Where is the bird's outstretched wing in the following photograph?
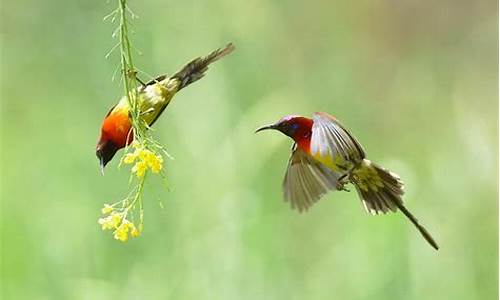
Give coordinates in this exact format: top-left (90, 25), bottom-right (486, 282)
top-left (310, 112), bottom-right (365, 165)
top-left (283, 146), bottom-right (342, 212)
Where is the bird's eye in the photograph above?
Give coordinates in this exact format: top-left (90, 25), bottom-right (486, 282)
top-left (289, 123), bottom-right (300, 132)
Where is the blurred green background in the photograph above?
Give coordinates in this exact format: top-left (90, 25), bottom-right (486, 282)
top-left (1, 0), bottom-right (498, 299)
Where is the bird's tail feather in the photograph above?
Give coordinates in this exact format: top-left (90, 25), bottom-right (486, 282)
top-left (172, 43), bottom-right (235, 90)
top-left (350, 159), bottom-right (439, 250)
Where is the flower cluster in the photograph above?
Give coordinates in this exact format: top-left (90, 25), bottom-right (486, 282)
top-left (98, 204), bottom-right (140, 242)
top-left (98, 141), bottom-right (168, 242)
top-left (122, 142), bottom-right (163, 177)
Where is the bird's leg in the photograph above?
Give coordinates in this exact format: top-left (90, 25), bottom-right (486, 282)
top-left (336, 173), bottom-right (350, 192)
top-left (336, 182), bottom-right (350, 192)
top-left (126, 69), bottom-right (147, 87)
top-left (134, 75), bottom-right (147, 87)
top-left (135, 76), bottom-right (146, 87)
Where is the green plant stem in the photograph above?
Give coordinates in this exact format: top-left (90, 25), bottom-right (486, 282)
top-left (118, 0), bottom-right (139, 129)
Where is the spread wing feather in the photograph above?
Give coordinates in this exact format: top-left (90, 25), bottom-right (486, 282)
top-left (310, 112), bottom-right (365, 163)
top-left (283, 147), bottom-right (342, 212)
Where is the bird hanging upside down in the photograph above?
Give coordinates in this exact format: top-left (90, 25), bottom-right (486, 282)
top-left (256, 112), bottom-right (439, 250)
top-left (96, 43), bottom-right (235, 171)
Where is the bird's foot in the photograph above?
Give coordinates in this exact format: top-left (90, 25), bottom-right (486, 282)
top-left (336, 172), bottom-right (351, 192)
top-left (127, 69), bottom-right (147, 87)
top-left (336, 182), bottom-right (350, 192)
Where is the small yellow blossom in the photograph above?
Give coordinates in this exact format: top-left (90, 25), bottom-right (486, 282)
top-left (123, 143), bottom-right (164, 178)
top-left (110, 212), bottom-right (122, 227)
top-left (99, 218), bottom-right (112, 229)
top-left (98, 211), bottom-right (123, 230)
top-left (137, 148), bottom-right (151, 161)
top-left (130, 225), bottom-right (140, 237)
top-left (98, 216), bottom-right (114, 230)
top-left (113, 220), bottom-right (139, 242)
top-left (101, 204), bottom-right (114, 214)
top-left (132, 161), bottom-right (148, 178)
top-left (150, 163), bottom-right (161, 173)
top-left (123, 152), bottom-right (137, 164)
top-left (113, 224), bottom-right (130, 242)
top-left (148, 154), bottom-right (163, 173)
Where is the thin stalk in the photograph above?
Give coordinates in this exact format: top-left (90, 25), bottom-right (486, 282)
top-left (118, 0), bottom-right (139, 128)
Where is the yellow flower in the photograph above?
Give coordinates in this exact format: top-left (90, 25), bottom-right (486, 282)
top-left (132, 161), bottom-right (148, 178)
top-left (98, 216), bottom-right (114, 230)
top-left (147, 153), bottom-right (163, 173)
top-left (110, 212), bottom-right (122, 227)
top-left (137, 148), bottom-right (150, 160)
top-left (123, 152), bottom-right (137, 164)
top-left (101, 204), bottom-right (113, 214)
top-left (98, 212), bottom-right (121, 231)
top-left (123, 143), bottom-right (164, 177)
top-left (113, 226), bottom-right (129, 242)
top-left (150, 163), bottom-right (161, 173)
top-left (113, 220), bottom-right (137, 242)
top-left (130, 224), bottom-right (140, 237)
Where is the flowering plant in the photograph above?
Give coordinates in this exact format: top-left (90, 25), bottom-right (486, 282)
top-left (98, 0), bottom-right (168, 242)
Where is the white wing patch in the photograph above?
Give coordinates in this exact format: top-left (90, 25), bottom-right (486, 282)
top-left (283, 147), bottom-right (343, 212)
top-left (310, 112), bottom-right (365, 167)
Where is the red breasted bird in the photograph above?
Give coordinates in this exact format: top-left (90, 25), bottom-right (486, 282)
top-left (256, 112), bottom-right (438, 250)
top-left (96, 43), bottom-right (235, 171)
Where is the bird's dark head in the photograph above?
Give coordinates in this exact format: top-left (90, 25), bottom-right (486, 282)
top-left (96, 135), bottom-right (120, 174)
top-left (255, 115), bottom-right (313, 141)
top-left (96, 109), bottom-right (132, 174)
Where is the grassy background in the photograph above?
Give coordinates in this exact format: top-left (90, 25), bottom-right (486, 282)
top-left (1, 0), bottom-right (498, 299)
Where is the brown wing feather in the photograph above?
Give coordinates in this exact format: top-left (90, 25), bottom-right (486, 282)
top-left (283, 146), bottom-right (343, 212)
top-left (310, 112), bottom-right (365, 163)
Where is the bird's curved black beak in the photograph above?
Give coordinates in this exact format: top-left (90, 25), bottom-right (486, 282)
top-left (255, 123), bottom-right (277, 133)
top-left (96, 140), bottom-right (119, 175)
top-left (99, 156), bottom-right (105, 175)
top-left (96, 149), bottom-right (106, 175)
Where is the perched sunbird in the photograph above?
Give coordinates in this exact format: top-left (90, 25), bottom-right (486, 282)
top-left (96, 43), bottom-right (235, 170)
top-left (256, 112), bottom-right (439, 250)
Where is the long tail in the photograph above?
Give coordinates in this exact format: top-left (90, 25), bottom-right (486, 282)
top-left (350, 159), bottom-right (439, 250)
top-left (172, 43), bottom-right (235, 90)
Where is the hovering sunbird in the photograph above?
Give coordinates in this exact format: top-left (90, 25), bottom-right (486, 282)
top-left (256, 112), bottom-right (438, 250)
top-left (96, 43), bottom-right (235, 170)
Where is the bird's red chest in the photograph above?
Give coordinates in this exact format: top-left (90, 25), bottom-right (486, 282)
top-left (101, 112), bottom-right (132, 148)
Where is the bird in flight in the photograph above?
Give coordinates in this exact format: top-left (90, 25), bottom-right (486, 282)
top-left (96, 43), bottom-right (235, 171)
top-left (256, 112), bottom-right (439, 250)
